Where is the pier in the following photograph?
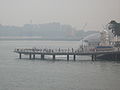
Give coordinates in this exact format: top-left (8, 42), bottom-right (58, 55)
top-left (14, 48), bottom-right (120, 61)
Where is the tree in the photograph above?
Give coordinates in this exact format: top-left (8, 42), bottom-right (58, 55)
top-left (108, 20), bottom-right (120, 36)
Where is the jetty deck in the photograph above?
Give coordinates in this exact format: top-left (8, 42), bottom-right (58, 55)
top-left (14, 48), bottom-right (120, 61)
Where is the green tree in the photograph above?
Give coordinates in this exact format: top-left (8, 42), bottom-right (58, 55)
top-left (108, 20), bottom-right (120, 36)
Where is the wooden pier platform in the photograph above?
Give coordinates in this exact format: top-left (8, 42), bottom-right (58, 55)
top-left (14, 48), bottom-right (120, 61)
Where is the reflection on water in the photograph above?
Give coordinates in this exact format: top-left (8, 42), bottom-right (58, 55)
top-left (0, 40), bottom-right (120, 90)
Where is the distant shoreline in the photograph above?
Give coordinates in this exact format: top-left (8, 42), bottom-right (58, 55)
top-left (0, 36), bottom-right (81, 41)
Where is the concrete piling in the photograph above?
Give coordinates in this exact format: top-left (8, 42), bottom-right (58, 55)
top-left (29, 54), bottom-right (32, 59)
top-left (33, 54), bottom-right (35, 59)
top-left (73, 55), bottom-right (76, 61)
top-left (19, 53), bottom-right (21, 59)
top-left (53, 55), bottom-right (55, 60)
top-left (41, 54), bottom-right (44, 60)
top-left (67, 55), bottom-right (69, 61)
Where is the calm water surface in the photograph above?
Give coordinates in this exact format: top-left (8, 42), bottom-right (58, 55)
top-left (0, 40), bottom-right (120, 90)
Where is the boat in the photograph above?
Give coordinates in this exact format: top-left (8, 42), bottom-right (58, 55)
top-left (95, 46), bottom-right (114, 51)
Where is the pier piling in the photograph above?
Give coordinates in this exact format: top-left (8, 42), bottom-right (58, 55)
top-left (94, 54), bottom-right (96, 61)
top-left (53, 55), bottom-right (55, 60)
top-left (33, 54), bottom-right (35, 59)
top-left (92, 55), bottom-right (94, 61)
top-left (41, 54), bottom-right (44, 60)
top-left (19, 53), bottom-right (21, 59)
top-left (29, 54), bottom-right (32, 59)
top-left (73, 55), bottom-right (76, 61)
top-left (67, 55), bottom-right (69, 61)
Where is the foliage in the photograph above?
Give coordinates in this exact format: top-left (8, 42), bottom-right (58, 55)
top-left (108, 20), bottom-right (120, 36)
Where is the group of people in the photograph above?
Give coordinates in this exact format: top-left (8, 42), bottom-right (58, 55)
top-left (15, 48), bottom-right (84, 53)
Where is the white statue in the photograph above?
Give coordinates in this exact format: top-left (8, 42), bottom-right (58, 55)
top-left (100, 30), bottom-right (110, 46)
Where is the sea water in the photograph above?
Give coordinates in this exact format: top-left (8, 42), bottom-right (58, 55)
top-left (0, 40), bottom-right (120, 90)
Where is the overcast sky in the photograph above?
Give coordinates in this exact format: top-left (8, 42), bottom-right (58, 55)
top-left (0, 0), bottom-right (120, 31)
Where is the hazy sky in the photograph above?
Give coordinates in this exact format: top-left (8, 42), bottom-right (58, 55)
top-left (0, 0), bottom-right (120, 31)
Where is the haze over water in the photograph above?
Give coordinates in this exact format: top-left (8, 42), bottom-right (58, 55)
top-left (0, 0), bottom-right (120, 89)
top-left (0, 40), bottom-right (120, 90)
top-left (0, 0), bottom-right (120, 30)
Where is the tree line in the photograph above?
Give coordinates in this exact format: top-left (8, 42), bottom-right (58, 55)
top-left (108, 20), bottom-right (120, 36)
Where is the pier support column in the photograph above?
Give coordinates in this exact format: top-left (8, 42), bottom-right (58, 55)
top-left (41, 54), bottom-right (44, 60)
top-left (53, 55), bottom-right (55, 60)
top-left (29, 54), bottom-right (32, 60)
top-left (33, 54), bottom-right (35, 59)
top-left (67, 55), bottom-right (69, 61)
top-left (73, 55), bottom-right (76, 61)
top-left (92, 54), bottom-right (94, 61)
top-left (94, 54), bottom-right (96, 61)
top-left (115, 54), bottom-right (119, 60)
top-left (19, 53), bottom-right (21, 59)
top-left (92, 54), bottom-right (97, 61)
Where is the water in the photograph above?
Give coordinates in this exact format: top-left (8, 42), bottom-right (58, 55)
top-left (0, 40), bottom-right (120, 90)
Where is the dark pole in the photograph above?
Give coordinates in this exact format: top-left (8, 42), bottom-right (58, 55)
top-left (67, 54), bottom-right (69, 61)
top-left (19, 53), bottom-right (21, 59)
top-left (33, 54), bottom-right (35, 59)
top-left (115, 53), bottom-right (118, 60)
top-left (41, 54), bottom-right (44, 60)
top-left (94, 54), bottom-right (96, 61)
top-left (29, 54), bottom-right (32, 60)
top-left (53, 55), bottom-right (55, 60)
top-left (92, 54), bottom-right (94, 61)
top-left (73, 55), bottom-right (76, 61)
